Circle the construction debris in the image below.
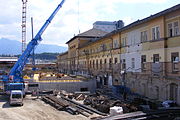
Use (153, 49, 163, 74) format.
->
(40, 89, 165, 119)
(41, 94, 106, 117)
(75, 94, 86, 101)
(41, 95, 69, 110)
(84, 94, 138, 113)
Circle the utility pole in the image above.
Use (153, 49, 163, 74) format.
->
(109, 37, 113, 87)
(31, 17, 36, 71)
(121, 70, 127, 100)
(22, 0, 28, 53)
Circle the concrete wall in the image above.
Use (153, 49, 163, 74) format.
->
(37, 80, 96, 93)
(126, 75, 180, 105)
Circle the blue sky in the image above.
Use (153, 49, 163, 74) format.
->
(0, 0, 179, 47)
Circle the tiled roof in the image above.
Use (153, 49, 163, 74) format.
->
(66, 28, 108, 44)
(93, 21, 117, 25)
(78, 28, 108, 37)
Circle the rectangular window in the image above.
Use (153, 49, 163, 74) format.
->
(152, 26, 160, 40)
(174, 21, 179, 36)
(114, 40, 119, 48)
(122, 38, 124, 46)
(121, 37, 126, 47)
(132, 58, 135, 69)
(168, 23, 173, 37)
(153, 54, 159, 63)
(156, 27, 160, 39)
(122, 59, 126, 70)
(96, 48, 99, 53)
(132, 37, 136, 45)
(109, 43, 113, 49)
(141, 55, 146, 70)
(144, 31, 148, 41)
(114, 58, 118, 64)
(100, 44, 107, 51)
(141, 31, 148, 42)
(171, 52, 179, 72)
(141, 55, 146, 63)
(167, 21, 179, 37)
(152, 27, 156, 40)
(141, 32, 143, 42)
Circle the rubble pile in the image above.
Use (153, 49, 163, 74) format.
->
(84, 93, 138, 113)
(43, 89, 161, 116)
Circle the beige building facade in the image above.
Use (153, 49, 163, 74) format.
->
(57, 4, 180, 105)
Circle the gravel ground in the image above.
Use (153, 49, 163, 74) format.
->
(0, 95, 90, 120)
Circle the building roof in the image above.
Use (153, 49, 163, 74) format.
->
(58, 51, 68, 56)
(0, 57, 18, 62)
(66, 28, 108, 44)
(93, 21, 117, 26)
(96, 3, 180, 41)
(78, 28, 108, 37)
(116, 3, 180, 33)
(77, 4, 180, 49)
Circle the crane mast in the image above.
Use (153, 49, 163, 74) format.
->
(22, 0, 28, 53)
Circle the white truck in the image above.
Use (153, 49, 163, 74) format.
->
(10, 90, 23, 106)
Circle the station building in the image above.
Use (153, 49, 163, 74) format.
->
(57, 4, 180, 105)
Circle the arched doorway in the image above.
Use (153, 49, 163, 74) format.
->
(154, 86, 159, 100)
(169, 83, 178, 101)
(104, 75, 108, 86)
(142, 83, 146, 96)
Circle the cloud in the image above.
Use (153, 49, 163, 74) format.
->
(0, 23, 21, 41)
(0, 0, 175, 49)
(122, 17, 135, 26)
(102, 0, 167, 3)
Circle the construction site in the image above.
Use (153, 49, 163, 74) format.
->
(0, 0, 180, 120)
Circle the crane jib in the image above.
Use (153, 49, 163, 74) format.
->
(7, 0, 66, 83)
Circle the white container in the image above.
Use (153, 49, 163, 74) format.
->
(110, 106, 123, 116)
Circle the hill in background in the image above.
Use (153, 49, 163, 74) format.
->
(0, 38, 67, 55)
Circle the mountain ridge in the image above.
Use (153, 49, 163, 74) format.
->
(0, 38, 67, 55)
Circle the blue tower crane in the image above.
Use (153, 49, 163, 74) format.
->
(3, 0, 66, 94)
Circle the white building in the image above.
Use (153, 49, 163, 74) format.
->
(93, 20, 124, 33)
(120, 29, 142, 73)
